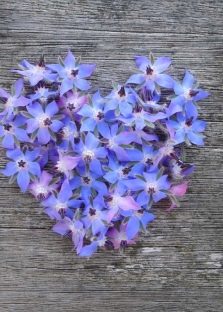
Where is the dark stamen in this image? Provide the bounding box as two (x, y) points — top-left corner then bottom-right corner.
(44, 118), (52, 126)
(67, 103), (76, 111)
(186, 117), (193, 127)
(146, 66), (153, 75)
(118, 86), (126, 97)
(89, 208), (96, 216)
(122, 167), (131, 175)
(83, 176), (91, 184)
(71, 69), (79, 77)
(3, 124), (12, 131)
(189, 90), (199, 98)
(18, 160), (26, 168)
(97, 112), (104, 120)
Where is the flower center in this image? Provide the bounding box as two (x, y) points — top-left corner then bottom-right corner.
(82, 149), (95, 161)
(146, 182), (158, 193)
(17, 159), (27, 168)
(38, 114), (51, 127)
(3, 124), (13, 132)
(82, 176), (92, 185)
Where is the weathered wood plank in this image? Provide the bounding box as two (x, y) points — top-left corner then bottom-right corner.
(0, 0), (222, 311)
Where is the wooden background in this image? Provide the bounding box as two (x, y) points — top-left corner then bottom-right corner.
(0, 1), (222, 311)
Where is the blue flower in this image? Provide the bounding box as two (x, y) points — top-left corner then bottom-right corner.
(124, 171), (170, 205)
(0, 79), (31, 120)
(0, 115), (30, 149)
(1, 148), (41, 192)
(173, 71), (209, 115)
(14, 56), (57, 86)
(29, 84), (57, 104)
(99, 123), (142, 161)
(167, 111), (206, 146)
(105, 85), (135, 117)
(42, 179), (82, 220)
(78, 91), (109, 134)
(124, 209), (155, 240)
(82, 196), (108, 235)
(126, 55), (174, 91)
(26, 101), (63, 144)
(73, 132), (107, 176)
(47, 50), (96, 95)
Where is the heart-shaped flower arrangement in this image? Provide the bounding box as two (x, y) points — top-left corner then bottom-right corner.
(0, 51), (209, 256)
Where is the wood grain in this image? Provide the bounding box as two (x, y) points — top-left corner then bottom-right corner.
(0, 1), (222, 311)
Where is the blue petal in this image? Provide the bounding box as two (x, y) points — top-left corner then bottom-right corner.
(187, 131), (204, 146)
(15, 128), (30, 142)
(1, 161), (18, 176)
(78, 64), (96, 78)
(37, 128), (51, 144)
(50, 120), (63, 132)
(60, 78), (73, 95)
(153, 191), (166, 203)
(59, 179), (72, 202)
(64, 50), (76, 68)
(78, 105), (93, 117)
(126, 74), (145, 85)
(2, 133), (14, 149)
(90, 159), (103, 175)
(123, 179), (145, 191)
(156, 74), (173, 88)
(104, 171), (118, 184)
(17, 170), (30, 192)
(183, 71), (195, 89)
(126, 216), (140, 240)
(78, 242), (98, 257)
(80, 118), (96, 132)
(29, 162), (41, 177)
(46, 101), (58, 116)
(85, 132), (98, 149)
(137, 191), (149, 206)
(74, 78), (90, 91)
(97, 122), (110, 139)
(119, 101), (132, 117)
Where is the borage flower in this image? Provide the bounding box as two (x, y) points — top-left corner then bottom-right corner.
(1, 148), (40, 192)
(47, 50), (96, 95)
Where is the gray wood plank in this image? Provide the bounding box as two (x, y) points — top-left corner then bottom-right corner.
(0, 0), (222, 311)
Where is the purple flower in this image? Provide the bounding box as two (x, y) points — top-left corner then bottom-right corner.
(54, 152), (80, 178)
(29, 170), (57, 199)
(14, 57), (56, 86)
(59, 90), (88, 116)
(53, 217), (85, 254)
(107, 223), (137, 249)
(0, 79), (31, 120)
(1, 148), (41, 192)
(26, 101), (63, 144)
(105, 192), (140, 222)
(47, 50), (96, 95)
(126, 55), (174, 91)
